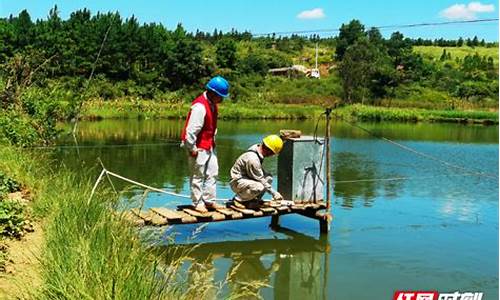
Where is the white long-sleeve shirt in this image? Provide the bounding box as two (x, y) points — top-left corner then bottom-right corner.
(183, 102), (206, 152)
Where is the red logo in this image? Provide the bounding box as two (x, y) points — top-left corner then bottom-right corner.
(394, 291), (438, 300)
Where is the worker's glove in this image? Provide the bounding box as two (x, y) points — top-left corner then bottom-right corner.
(272, 191), (283, 201)
(189, 147), (200, 158)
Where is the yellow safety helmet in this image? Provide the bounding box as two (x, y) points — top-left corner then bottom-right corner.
(262, 135), (284, 154)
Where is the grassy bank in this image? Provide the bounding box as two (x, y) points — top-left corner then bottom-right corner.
(82, 99), (328, 120)
(336, 104), (499, 124)
(81, 99), (499, 124)
(0, 147), (255, 299)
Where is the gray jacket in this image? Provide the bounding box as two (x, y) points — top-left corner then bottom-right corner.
(230, 144), (277, 195)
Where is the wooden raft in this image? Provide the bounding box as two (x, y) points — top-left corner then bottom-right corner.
(124, 201), (330, 227)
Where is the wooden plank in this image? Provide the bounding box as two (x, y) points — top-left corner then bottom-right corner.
(175, 211), (198, 223)
(309, 203), (322, 210)
(149, 211), (168, 226)
(260, 207), (277, 215)
(291, 204), (306, 211)
(276, 206), (291, 213)
(151, 207), (183, 221)
(262, 201), (282, 208)
(210, 211), (226, 221)
(121, 211), (145, 226)
(302, 203), (314, 209)
(182, 208), (212, 219)
(215, 207), (235, 216)
(252, 210), (264, 217)
(230, 205), (259, 216)
(131, 208), (153, 223)
(216, 208), (243, 219)
(180, 208), (226, 222)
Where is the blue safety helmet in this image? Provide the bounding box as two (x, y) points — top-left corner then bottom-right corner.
(206, 76), (230, 98)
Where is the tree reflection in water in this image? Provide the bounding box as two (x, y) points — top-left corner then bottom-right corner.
(333, 152), (403, 208)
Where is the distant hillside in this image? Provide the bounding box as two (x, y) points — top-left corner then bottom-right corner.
(414, 46), (498, 64)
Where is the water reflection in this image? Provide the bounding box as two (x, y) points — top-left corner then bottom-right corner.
(333, 152), (404, 208)
(160, 226), (330, 300)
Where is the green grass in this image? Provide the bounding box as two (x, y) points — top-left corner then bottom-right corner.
(414, 46), (499, 63)
(0, 147), (261, 299)
(336, 104), (499, 123)
(82, 99), (327, 120)
(81, 99), (498, 124)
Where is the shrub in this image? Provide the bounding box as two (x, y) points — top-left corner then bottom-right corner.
(0, 200), (27, 238)
(0, 112), (40, 147)
(0, 171), (21, 197)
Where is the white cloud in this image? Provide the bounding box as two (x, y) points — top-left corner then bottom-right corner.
(441, 2), (495, 20)
(297, 8), (325, 20)
(468, 1), (495, 12)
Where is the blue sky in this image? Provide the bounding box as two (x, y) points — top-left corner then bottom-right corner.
(1, 0), (498, 40)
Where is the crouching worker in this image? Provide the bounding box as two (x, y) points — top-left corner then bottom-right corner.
(230, 135), (284, 208)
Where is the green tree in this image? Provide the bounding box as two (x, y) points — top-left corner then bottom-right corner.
(335, 19), (365, 61)
(13, 10), (34, 50)
(33, 5), (67, 75)
(386, 31), (412, 66)
(339, 37), (383, 103)
(238, 53), (268, 75)
(64, 8), (94, 76)
(216, 38), (237, 69)
(455, 81), (492, 100)
(0, 20), (16, 62)
(367, 27), (384, 46)
(166, 24), (210, 89)
(471, 36), (479, 46)
(440, 49), (447, 61)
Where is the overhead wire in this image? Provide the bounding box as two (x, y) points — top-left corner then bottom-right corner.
(253, 18), (499, 37)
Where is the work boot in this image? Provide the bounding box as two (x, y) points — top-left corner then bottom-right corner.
(260, 200), (272, 207)
(194, 202), (208, 213)
(232, 199), (246, 209)
(229, 195), (245, 208)
(245, 200), (260, 210)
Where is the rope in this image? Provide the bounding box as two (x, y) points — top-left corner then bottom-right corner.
(30, 142), (180, 150)
(29, 141), (236, 150)
(93, 167), (229, 202)
(335, 173), (485, 184)
(335, 113), (498, 179)
(88, 169), (106, 205)
(105, 170), (191, 198)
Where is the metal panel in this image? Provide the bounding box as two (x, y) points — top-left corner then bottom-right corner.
(278, 137), (325, 202)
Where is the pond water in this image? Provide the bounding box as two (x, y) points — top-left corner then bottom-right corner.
(55, 119), (499, 300)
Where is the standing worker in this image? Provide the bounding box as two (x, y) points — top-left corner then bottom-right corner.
(230, 135), (284, 208)
(181, 76), (230, 213)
